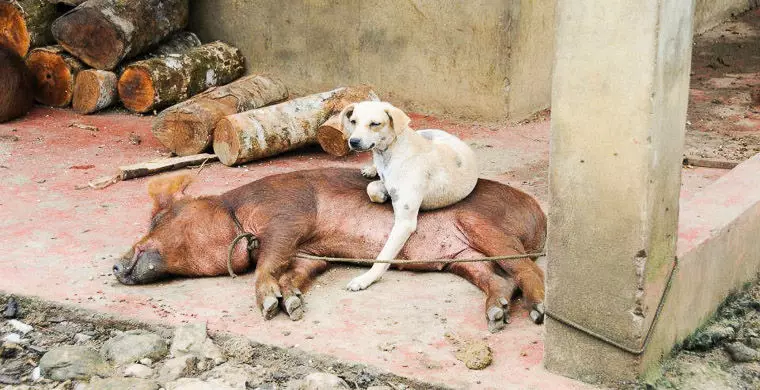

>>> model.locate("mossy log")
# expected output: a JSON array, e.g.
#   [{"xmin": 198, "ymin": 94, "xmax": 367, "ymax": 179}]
[
  {"xmin": 316, "ymin": 85, "xmax": 379, "ymax": 156},
  {"xmin": 0, "ymin": 0, "xmax": 59, "ymax": 57},
  {"xmin": 26, "ymin": 45, "xmax": 86, "ymax": 107},
  {"xmin": 213, "ymin": 86, "xmax": 378, "ymax": 166},
  {"xmin": 152, "ymin": 74, "xmax": 288, "ymax": 156},
  {"xmin": 118, "ymin": 41, "xmax": 245, "ymax": 114},
  {"xmin": 73, "ymin": 32, "xmax": 201, "ymax": 114},
  {"xmin": 51, "ymin": 0, "xmax": 189, "ymax": 70}
]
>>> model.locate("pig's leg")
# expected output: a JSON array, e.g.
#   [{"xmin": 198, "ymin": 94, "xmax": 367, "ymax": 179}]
[
  {"xmin": 446, "ymin": 255, "xmax": 519, "ymax": 333},
  {"xmin": 347, "ymin": 190, "xmax": 423, "ymax": 291},
  {"xmin": 278, "ymin": 258, "xmax": 330, "ymax": 321},
  {"xmin": 254, "ymin": 225, "xmax": 313, "ymax": 320},
  {"xmin": 458, "ymin": 214, "xmax": 545, "ymax": 324}
]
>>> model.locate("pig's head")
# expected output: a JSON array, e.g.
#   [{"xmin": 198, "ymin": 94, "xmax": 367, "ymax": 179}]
[{"xmin": 113, "ymin": 174, "xmax": 250, "ymax": 285}]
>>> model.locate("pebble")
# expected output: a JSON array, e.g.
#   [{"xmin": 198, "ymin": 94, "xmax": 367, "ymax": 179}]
[
  {"xmin": 31, "ymin": 367, "xmax": 41, "ymax": 381},
  {"xmin": 7, "ymin": 320, "xmax": 33, "ymax": 335},
  {"xmin": 74, "ymin": 333, "xmax": 93, "ymax": 344},
  {"xmin": 124, "ymin": 363, "xmax": 155, "ymax": 379},
  {"xmin": 301, "ymin": 372, "xmax": 350, "ymax": 390},
  {"xmin": 725, "ymin": 342, "xmax": 760, "ymax": 363},
  {"xmin": 2, "ymin": 333, "xmax": 23, "ymax": 344}
]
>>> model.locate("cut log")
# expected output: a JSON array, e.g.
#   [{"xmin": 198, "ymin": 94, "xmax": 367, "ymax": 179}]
[
  {"xmin": 213, "ymin": 86, "xmax": 378, "ymax": 166},
  {"xmin": 315, "ymin": 85, "xmax": 379, "ymax": 156},
  {"xmin": 152, "ymin": 75, "xmax": 288, "ymax": 156},
  {"xmin": 25, "ymin": 45, "xmax": 86, "ymax": 107},
  {"xmin": 51, "ymin": 0, "xmax": 189, "ymax": 70},
  {"xmin": 46, "ymin": 0, "xmax": 86, "ymax": 5},
  {"xmin": 72, "ymin": 70, "xmax": 117, "ymax": 114},
  {"xmin": 72, "ymin": 32, "xmax": 201, "ymax": 114},
  {"xmin": 0, "ymin": 46, "xmax": 34, "ymax": 123},
  {"xmin": 118, "ymin": 41, "xmax": 246, "ymax": 114},
  {"xmin": 0, "ymin": 0, "xmax": 59, "ymax": 57}
]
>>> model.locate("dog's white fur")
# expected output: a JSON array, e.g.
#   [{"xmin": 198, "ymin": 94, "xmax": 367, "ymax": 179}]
[{"xmin": 341, "ymin": 101, "xmax": 478, "ymax": 291}]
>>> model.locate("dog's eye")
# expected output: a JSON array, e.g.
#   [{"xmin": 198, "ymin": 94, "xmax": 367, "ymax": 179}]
[
  {"xmin": 350, "ymin": 119, "xmax": 356, "ymax": 125},
  {"xmin": 369, "ymin": 122, "xmax": 380, "ymax": 127}
]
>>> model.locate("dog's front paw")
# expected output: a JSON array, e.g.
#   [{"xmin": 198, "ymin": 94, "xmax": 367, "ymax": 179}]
[
  {"xmin": 346, "ymin": 275, "xmax": 375, "ymax": 291},
  {"xmin": 361, "ymin": 164, "xmax": 378, "ymax": 179}
]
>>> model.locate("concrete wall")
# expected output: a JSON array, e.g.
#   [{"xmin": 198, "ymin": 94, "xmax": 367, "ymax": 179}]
[
  {"xmin": 189, "ymin": 1, "xmax": 750, "ymax": 121},
  {"xmin": 189, "ymin": 0, "xmax": 552, "ymax": 121}
]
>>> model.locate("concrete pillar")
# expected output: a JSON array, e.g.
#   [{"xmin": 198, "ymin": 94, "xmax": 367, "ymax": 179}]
[{"xmin": 545, "ymin": 0, "xmax": 694, "ymax": 384}]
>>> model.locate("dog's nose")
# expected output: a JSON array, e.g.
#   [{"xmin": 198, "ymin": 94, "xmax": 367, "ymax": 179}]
[
  {"xmin": 113, "ymin": 264, "xmax": 122, "ymax": 275},
  {"xmin": 348, "ymin": 138, "xmax": 361, "ymax": 149}
]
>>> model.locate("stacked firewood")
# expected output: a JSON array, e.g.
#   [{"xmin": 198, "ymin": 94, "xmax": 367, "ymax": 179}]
[{"xmin": 0, "ymin": 0, "xmax": 378, "ymax": 165}]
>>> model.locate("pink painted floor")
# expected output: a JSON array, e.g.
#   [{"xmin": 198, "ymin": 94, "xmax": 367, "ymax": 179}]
[{"xmin": 0, "ymin": 107, "xmax": 723, "ymax": 389}]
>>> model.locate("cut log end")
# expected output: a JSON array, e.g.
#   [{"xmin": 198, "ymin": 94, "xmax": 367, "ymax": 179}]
[
  {"xmin": 317, "ymin": 116, "xmax": 350, "ymax": 157},
  {"xmin": 118, "ymin": 67, "xmax": 156, "ymax": 113},
  {"xmin": 153, "ymin": 99, "xmax": 235, "ymax": 156},
  {"xmin": 73, "ymin": 70, "xmax": 118, "ymax": 114},
  {"xmin": 213, "ymin": 118, "xmax": 242, "ymax": 166},
  {"xmin": 0, "ymin": 3, "xmax": 30, "ymax": 57},
  {"xmin": 52, "ymin": 7, "xmax": 123, "ymax": 69},
  {"xmin": 26, "ymin": 49, "xmax": 75, "ymax": 107}
]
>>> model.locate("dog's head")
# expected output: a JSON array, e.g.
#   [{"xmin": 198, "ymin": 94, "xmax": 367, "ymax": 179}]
[
  {"xmin": 113, "ymin": 174, "xmax": 249, "ymax": 285},
  {"xmin": 341, "ymin": 101, "xmax": 411, "ymax": 152}
]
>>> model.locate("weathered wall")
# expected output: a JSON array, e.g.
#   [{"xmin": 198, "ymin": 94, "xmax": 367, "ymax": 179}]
[
  {"xmin": 189, "ymin": 0, "xmax": 552, "ymax": 121},
  {"xmin": 694, "ymin": 0, "xmax": 756, "ymax": 33},
  {"xmin": 189, "ymin": 0, "xmax": 750, "ymax": 121}
]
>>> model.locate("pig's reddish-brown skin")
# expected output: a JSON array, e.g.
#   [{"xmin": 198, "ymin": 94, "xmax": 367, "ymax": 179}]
[{"xmin": 116, "ymin": 168, "xmax": 546, "ymax": 329}]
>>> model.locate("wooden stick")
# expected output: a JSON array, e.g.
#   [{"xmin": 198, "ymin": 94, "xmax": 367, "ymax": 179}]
[
  {"xmin": 682, "ymin": 156, "xmax": 740, "ymax": 170},
  {"xmin": 87, "ymin": 153, "xmax": 218, "ymax": 189},
  {"xmin": 152, "ymin": 74, "xmax": 288, "ymax": 156}
]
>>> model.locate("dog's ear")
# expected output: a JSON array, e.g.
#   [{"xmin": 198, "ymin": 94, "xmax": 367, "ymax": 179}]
[
  {"xmin": 384, "ymin": 104, "xmax": 410, "ymax": 135},
  {"xmin": 339, "ymin": 103, "xmax": 356, "ymax": 137},
  {"xmin": 147, "ymin": 173, "xmax": 193, "ymax": 215}
]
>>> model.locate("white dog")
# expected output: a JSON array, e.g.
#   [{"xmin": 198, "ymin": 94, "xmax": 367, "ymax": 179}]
[{"xmin": 341, "ymin": 101, "xmax": 479, "ymax": 291}]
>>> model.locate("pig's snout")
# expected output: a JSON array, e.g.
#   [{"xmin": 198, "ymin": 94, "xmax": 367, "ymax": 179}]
[{"xmin": 114, "ymin": 248, "xmax": 166, "ymax": 285}]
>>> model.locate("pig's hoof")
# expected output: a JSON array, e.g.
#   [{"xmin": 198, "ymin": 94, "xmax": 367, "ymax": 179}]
[
  {"xmin": 361, "ymin": 164, "xmax": 378, "ymax": 179},
  {"xmin": 487, "ymin": 297, "xmax": 510, "ymax": 333},
  {"xmin": 285, "ymin": 296, "xmax": 304, "ymax": 321},
  {"xmin": 262, "ymin": 296, "xmax": 280, "ymax": 320},
  {"xmin": 530, "ymin": 302, "xmax": 545, "ymax": 325}
]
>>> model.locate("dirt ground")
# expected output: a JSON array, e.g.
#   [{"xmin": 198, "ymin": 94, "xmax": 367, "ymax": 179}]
[
  {"xmin": 630, "ymin": 276, "xmax": 760, "ymax": 390},
  {"xmin": 686, "ymin": 8, "xmax": 760, "ymax": 162},
  {"xmin": 0, "ymin": 294, "xmax": 440, "ymax": 390}
]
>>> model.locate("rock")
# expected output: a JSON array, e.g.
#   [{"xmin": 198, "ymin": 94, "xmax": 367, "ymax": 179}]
[
  {"xmin": 444, "ymin": 332, "xmax": 492, "ymax": 370},
  {"xmin": 39, "ymin": 346, "xmax": 111, "ymax": 380},
  {"xmin": 367, "ymin": 386, "xmax": 393, "ymax": 390},
  {"xmin": 301, "ymin": 372, "xmax": 350, "ymax": 390},
  {"xmin": 102, "ymin": 330, "xmax": 168, "ymax": 365},
  {"xmin": 87, "ymin": 377, "xmax": 160, "ymax": 390},
  {"xmin": 201, "ymin": 362, "xmax": 266, "ymax": 389},
  {"xmin": 221, "ymin": 336, "xmax": 255, "ymax": 363},
  {"xmin": 74, "ymin": 333, "xmax": 93, "ymax": 344},
  {"xmin": 124, "ymin": 363, "xmax": 154, "ymax": 379},
  {"xmin": 2, "ymin": 297, "xmax": 19, "ymax": 318},
  {"xmin": 7, "ymin": 320, "xmax": 33, "ymax": 335},
  {"xmin": 166, "ymin": 378, "xmax": 237, "ymax": 390},
  {"xmin": 2, "ymin": 333, "xmax": 23, "ymax": 344},
  {"xmin": 158, "ymin": 356, "xmax": 198, "ymax": 384},
  {"xmin": 684, "ymin": 325, "xmax": 736, "ymax": 351},
  {"xmin": 1, "ymin": 341, "xmax": 23, "ymax": 358},
  {"xmin": 140, "ymin": 358, "xmax": 153, "ymax": 366},
  {"xmin": 170, "ymin": 323, "xmax": 225, "ymax": 365},
  {"xmin": 725, "ymin": 342, "xmax": 760, "ymax": 362},
  {"xmin": 31, "ymin": 367, "xmax": 41, "ymax": 382}
]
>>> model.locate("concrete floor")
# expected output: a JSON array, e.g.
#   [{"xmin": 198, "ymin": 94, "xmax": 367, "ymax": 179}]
[{"xmin": 0, "ymin": 106, "xmax": 727, "ymax": 389}]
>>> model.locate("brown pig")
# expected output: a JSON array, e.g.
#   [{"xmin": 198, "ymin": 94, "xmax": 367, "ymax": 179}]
[{"xmin": 114, "ymin": 168, "xmax": 547, "ymax": 332}]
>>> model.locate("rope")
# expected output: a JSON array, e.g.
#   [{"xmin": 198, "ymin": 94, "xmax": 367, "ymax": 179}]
[
  {"xmin": 292, "ymin": 252, "xmax": 546, "ymax": 265},
  {"xmin": 544, "ymin": 258, "xmax": 679, "ymax": 355}
]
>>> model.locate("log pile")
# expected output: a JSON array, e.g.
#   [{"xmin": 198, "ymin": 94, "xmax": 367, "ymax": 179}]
[
  {"xmin": 213, "ymin": 86, "xmax": 378, "ymax": 166},
  {"xmin": 152, "ymin": 74, "xmax": 288, "ymax": 155},
  {"xmin": 0, "ymin": 0, "xmax": 59, "ymax": 57},
  {"xmin": 51, "ymin": 0, "xmax": 189, "ymax": 70},
  {"xmin": 72, "ymin": 31, "xmax": 201, "ymax": 114},
  {"xmin": 118, "ymin": 41, "xmax": 246, "ymax": 113}
]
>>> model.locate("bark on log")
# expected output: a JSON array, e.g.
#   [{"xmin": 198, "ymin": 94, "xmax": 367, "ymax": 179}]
[
  {"xmin": 0, "ymin": 0, "xmax": 59, "ymax": 57},
  {"xmin": 73, "ymin": 32, "xmax": 201, "ymax": 114},
  {"xmin": 46, "ymin": 0, "xmax": 86, "ymax": 5},
  {"xmin": 0, "ymin": 46, "xmax": 34, "ymax": 123},
  {"xmin": 51, "ymin": 0, "xmax": 189, "ymax": 70},
  {"xmin": 152, "ymin": 75, "xmax": 288, "ymax": 156},
  {"xmin": 213, "ymin": 86, "xmax": 378, "ymax": 166},
  {"xmin": 118, "ymin": 41, "xmax": 246, "ymax": 114},
  {"xmin": 26, "ymin": 45, "xmax": 86, "ymax": 107},
  {"xmin": 315, "ymin": 85, "xmax": 379, "ymax": 156}
]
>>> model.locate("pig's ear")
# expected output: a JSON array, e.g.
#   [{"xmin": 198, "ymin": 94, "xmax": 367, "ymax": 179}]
[{"xmin": 147, "ymin": 174, "xmax": 193, "ymax": 213}]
